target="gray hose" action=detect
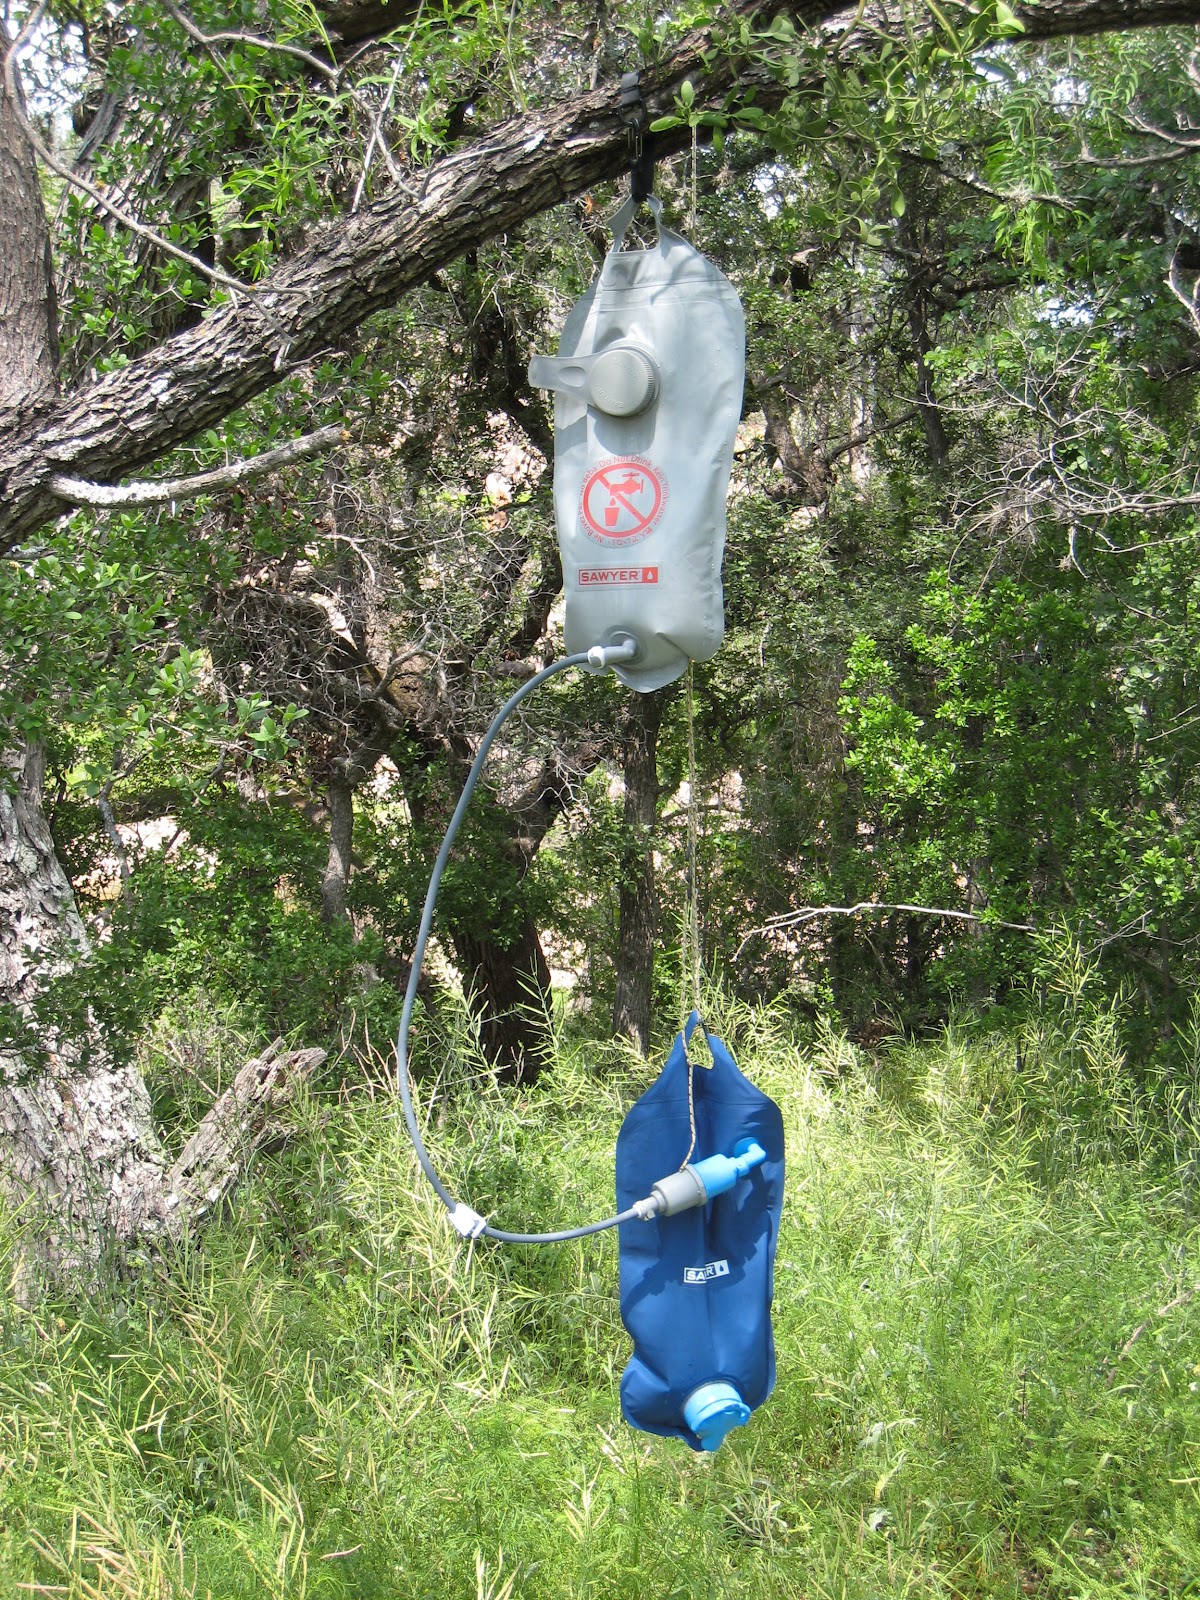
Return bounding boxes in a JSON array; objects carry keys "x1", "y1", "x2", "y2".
[{"x1": 396, "y1": 643, "x2": 640, "y2": 1244}]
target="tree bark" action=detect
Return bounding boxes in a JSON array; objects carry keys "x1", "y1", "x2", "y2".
[
  {"x1": 612, "y1": 689, "x2": 667, "y2": 1055},
  {"x1": 452, "y1": 912, "x2": 554, "y2": 1085},
  {"x1": 3, "y1": 0, "x2": 1198, "y2": 548},
  {"x1": 0, "y1": 20, "x2": 56, "y2": 425},
  {"x1": 0, "y1": 743, "x2": 325, "y2": 1286},
  {"x1": 322, "y1": 773, "x2": 355, "y2": 925}
]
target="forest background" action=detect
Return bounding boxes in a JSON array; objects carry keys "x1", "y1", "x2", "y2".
[{"x1": 4, "y1": 0, "x2": 1200, "y2": 1594}]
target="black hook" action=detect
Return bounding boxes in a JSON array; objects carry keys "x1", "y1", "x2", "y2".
[{"x1": 619, "y1": 70, "x2": 655, "y2": 204}]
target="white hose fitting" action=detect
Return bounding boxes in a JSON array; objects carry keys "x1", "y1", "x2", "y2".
[{"x1": 586, "y1": 635, "x2": 639, "y2": 673}]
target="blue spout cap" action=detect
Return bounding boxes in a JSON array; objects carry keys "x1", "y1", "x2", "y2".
[
  {"x1": 689, "y1": 1139, "x2": 767, "y2": 1203},
  {"x1": 684, "y1": 1382, "x2": 751, "y2": 1452}
]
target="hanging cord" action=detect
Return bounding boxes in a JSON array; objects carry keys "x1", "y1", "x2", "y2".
[
  {"x1": 685, "y1": 663, "x2": 703, "y2": 1015},
  {"x1": 678, "y1": 663, "x2": 705, "y2": 1167},
  {"x1": 689, "y1": 119, "x2": 699, "y2": 235},
  {"x1": 396, "y1": 643, "x2": 648, "y2": 1243}
]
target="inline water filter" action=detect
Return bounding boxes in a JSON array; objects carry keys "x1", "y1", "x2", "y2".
[{"x1": 529, "y1": 197, "x2": 745, "y2": 693}]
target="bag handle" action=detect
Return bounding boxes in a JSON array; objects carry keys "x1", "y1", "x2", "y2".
[
  {"x1": 600, "y1": 194, "x2": 687, "y2": 284},
  {"x1": 683, "y1": 1009, "x2": 714, "y2": 1063},
  {"x1": 607, "y1": 193, "x2": 662, "y2": 253}
]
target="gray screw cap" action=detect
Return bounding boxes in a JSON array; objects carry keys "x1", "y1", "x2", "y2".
[
  {"x1": 586, "y1": 346, "x2": 659, "y2": 417},
  {"x1": 527, "y1": 343, "x2": 660, "y2": 418}
]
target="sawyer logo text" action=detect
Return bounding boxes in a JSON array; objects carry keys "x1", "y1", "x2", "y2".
[
  {"x1": 683, "y1": 1259, "x2": 731, "y2": 1285},
  {"x1": 576, "y1": 566, "x2": 659, "y2": 587}
]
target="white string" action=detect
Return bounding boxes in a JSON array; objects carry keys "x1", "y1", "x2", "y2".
[
  {"x1": 679, "y1": 663, "x2": 702, "y2": 1168},
  {"x1": 690, "y1": 120, "x2": 699, "y2": 234}
]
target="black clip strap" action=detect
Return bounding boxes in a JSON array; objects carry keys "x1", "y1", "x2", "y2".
[{"x1": 619, "y1": 70, "x2": 655, "y2": 204}]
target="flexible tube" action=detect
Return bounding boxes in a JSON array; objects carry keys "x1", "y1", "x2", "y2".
[{"x1": 396, "y1": 644, "x2": 640, "y2": 1244}]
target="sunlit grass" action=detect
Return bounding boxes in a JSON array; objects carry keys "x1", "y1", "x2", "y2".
[{"x1": 2, "y1": 987, "x2": 1199, "y2": 1597}]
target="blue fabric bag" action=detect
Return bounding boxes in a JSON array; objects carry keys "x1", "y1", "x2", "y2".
[{"x1": 615, "y1": 1012, "x2": 785, "y2": 1450}]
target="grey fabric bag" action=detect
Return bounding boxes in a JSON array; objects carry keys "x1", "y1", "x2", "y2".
[{"x1": 529, "y1": 197, "x2": 745, "y2": 692}]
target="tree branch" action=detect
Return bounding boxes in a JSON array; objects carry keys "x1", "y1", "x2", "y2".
[
  {"x1": 47, "y1": 423, "x2": 346, "y2": 509},
  {"x1": 736, "y1": 901, "x2": 1037, "y2": 958},
  {"x1": 350, "y1": 9, "x2": 419, "y2": 209},
  {"x1": 4, "y1": 0, "x2": 1200, "y2": 549},
  {"x1": 1107, "y1": 1282, "x2": 1198, "y2": 1374},
  {"x1": 823, "y1": 405, "x2": 922, "y2": 466},
  {"x1": 161, "y1": 0, "x2": 340, "y2": 82},
  {"x1": 2, "y1": 11, "x2": 248, "y2": 295}
]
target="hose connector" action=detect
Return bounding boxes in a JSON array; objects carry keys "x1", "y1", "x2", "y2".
[{"x1": 586, "y1": 633, "x2": 639, "y2": 673}]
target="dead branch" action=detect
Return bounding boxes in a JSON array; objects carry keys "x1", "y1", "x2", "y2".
[
  {"x1": 736, "y1": 901, "x2": 1037, "y2": 958},
  {"x1": 48, "y1": 425, "x2": 346, "y2": 508},
  {"x1": 1108, "y1": 1282, "x2": 1199, "y2": 1374},
  {"x1": 161, "y1": 0, "x2": 339, "y2": 82},
  {"x1": 164, "y1": 1037, "x2": 327, "y2": 1225}
]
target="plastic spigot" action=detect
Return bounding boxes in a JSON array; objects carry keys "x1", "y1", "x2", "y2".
[
  {"x1": 586, "y1": 634, "x2": 639, "y2": 672},
  {"x1": 684, "y1": 1382, "x2": 751, "y2": 1452}
]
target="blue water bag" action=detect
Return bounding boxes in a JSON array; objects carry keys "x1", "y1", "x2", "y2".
[{"x1": 615, "y1": 1012, "x2": 784, "y2": 1451}]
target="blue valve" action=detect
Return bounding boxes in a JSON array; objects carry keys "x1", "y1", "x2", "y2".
[
  {"x1": 684, "y1": 1382, "x2": 752, "y2": 1451},
  {"x1": 689, "y1": 1139, "x2": 767, "y2": 1203}
]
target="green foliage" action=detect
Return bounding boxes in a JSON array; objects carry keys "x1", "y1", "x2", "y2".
[
  {"x1": 17, "y1": 0, "x2": 1200, "y2": 1085},
  {"x1": 82, "y1": 799, "x2": 384, "y2": 1048},
  {"x1": 4, "y1": 998, "x2": 1200, "y2": 1597},
  {"x1": 835, "y1": 519, "x2": 1200, "y2": 1029}
]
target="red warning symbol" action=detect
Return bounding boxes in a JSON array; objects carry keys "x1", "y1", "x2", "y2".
[{"x1": 580, "y1": 457, "x2": 666, "y2": 546}]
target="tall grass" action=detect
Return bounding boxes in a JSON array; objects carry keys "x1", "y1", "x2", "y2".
[{"x1": 2, "y1": 983, "x2": 1199, "y2": 1597}]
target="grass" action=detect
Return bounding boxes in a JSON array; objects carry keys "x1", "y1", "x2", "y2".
[{"x1": 2, "y1": 991, "x2": 1200, "y2": 1598}]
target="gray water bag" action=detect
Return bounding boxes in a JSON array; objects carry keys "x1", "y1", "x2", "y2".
[{"x1": 529, "y1": 197, "x2": 745, "y2": 693}]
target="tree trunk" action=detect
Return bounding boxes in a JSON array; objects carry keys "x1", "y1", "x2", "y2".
[
  {"x1": 321, "y1": 773, "x2": 355, "y2": 926},
  {"x1": 0, "y1": 744, "x2": 326, "y2": 1286},
  {"x1": 612, "y1": 689, "x2": 667, "y2": 1055},
  {"x1": 452, "y1": 913, "x2": 553, "y2": 1086},
  {"x1": 416, "y1": 729, "x2": 606, "y2": 1082},
  {"x1": 0, "y1": 45, "x2": 324, "y2": 1278},
  {"x1": 760, "y1": 385, "x2": 832, "y2": 506},
  {"x1": 904, "y1": 287, "x2": 951, "y2": 468},
  {"x1": 399, "y1": 753, "x2": 555, "y2": 1085},
  {"x1": 896, "y1": 200, "x2": 951, "y2": 469},
  {"x1": 0, "y1": 744, "x2": 163, "y2": 1275},
  {"x1": 0, "y1": 20, "x2": 56, "y2": 424}
]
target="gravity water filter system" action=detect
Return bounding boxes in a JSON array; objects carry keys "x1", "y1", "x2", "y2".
[{"x1": 396, "y1": 87, "x2": 785, "y2": 1455}]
